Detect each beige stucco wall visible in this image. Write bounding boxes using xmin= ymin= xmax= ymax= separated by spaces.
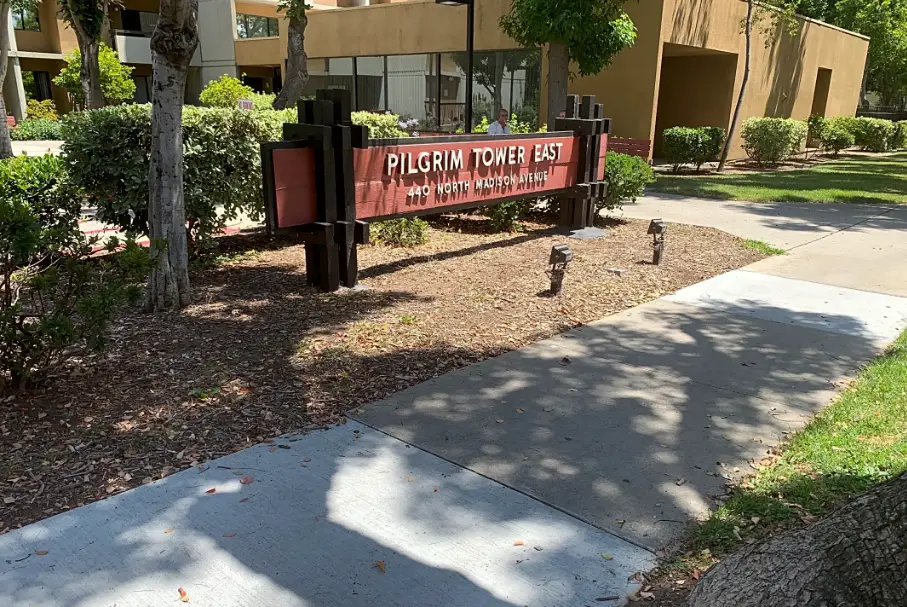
xmin=13 ymin=0 xmax=76 ymax=55
xmin=660 ymin=0 xmax=869 ymax=157
xmin=301 ymin=0 xmax=518 ymax=58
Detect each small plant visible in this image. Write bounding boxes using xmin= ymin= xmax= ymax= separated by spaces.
xmin=250 ymin=92 xmax=276 ymax=111
xmin=0 ymin=155 xmax=151 ymax=392
xmin=26 ymin=100 xmax=58 ymax=122
xmin=744 ymin=239 xmax=785 ymax=255
xmin=53 ymin=43 xmax=135 ymax=107
xmin=351 ymin=111 xmax=410 ymax=138
xmin=200 ymin=75 xmax=255 ymax=108
xmin=807 ymin=114 xmax=826 ymax=148
xmin=819 ymin=119 xmax=855 ymax=156
xmin=189 ymin=386 xmax=222 ymax=400
xmin=371 ymin=218 xmax=429 ymax=246
xmin=597 ymin=151 xmax=655 ymax=214
xmin=485 ymin=200 xmax=531 ymax=232
xmin=10 ymin=119 xmax=63 ymax=141
xmin=693 ymin=127 xmax=725 ymax=171
xmin=399 ymin=314 xmax=419 ymax=325
xmin=852 ymin=117 xmax=895 ymax=152
xmin=740 ymin=118 xmax=807 ymax=165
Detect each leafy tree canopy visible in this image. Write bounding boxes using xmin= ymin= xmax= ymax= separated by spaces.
xmin=499 ymin=0 xmax=637 ymax=77
xmin=53 ymin=44 xmax=136 ymax=106
xmin=58 ymin=0 xmax=107 ymax=39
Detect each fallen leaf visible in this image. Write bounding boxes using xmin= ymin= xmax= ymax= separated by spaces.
xmin=495 ymin=419 xmax=504 ymax=424
xmin=750 ymin=516 xmax=761 ymax=525
xmin=239 ymin=476 xmax=254 ymax=485
xmin=376 ymin=560 xmax=386 ymax=573
xmin=178 ymin=587 xmax=190 ymax=602
xmin=595 ymin=596 xmax=620 ymax=602
xmin=692 ymin=569 xmax=701 ymax=580
xmin=513 ymin=540 xmax=524 ymax=546
xmin=516 ymin=408 xmax=524 ymax=413
xmin=223 ymin=532 xmax=236 ymax=538
xmin=164 ymin=528 xmax=174 ymax=534
xmin=639 ymin=591 xmax=654 ymax=599
xmin=303 ymin=458 xmax=311 ymax=463
xmin=600 ymin=552 xmax=613 ymax=560
xmin=675 ymin=478 xmax=687 ymax=486
xmin=543 ymin=407 xmax=554 ymax=412
xmin=433 ymin=487 xmax=438 ymax=492
xmin=205 ymin=488 xmax=216 ymax=494
xmin=407 ymin=476 xmax=414 ymax=482
xmin=269 ymin=447 xmax=277 ymax=453
xmin=239 ymin=497 xmax=249 ymax=503
xmin=35 ymin=550 xmax=49 ymax=556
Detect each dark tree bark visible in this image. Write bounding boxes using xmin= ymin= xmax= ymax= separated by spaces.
xmin=546 ymin=41 xmax=569 ymax=128
xmin=146 ymin=0 xmax=198 ymax=311
xmin=272 ymin=2 xmax=307 ymax=110
xmin=688 ymin=471 xmax=907 ymax=607
xmin=717 ymin=0 xmax=752 ymax=172
xmin=0 ymin=0 xmax=13 ymax=159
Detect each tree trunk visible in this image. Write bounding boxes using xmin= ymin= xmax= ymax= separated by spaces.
xmin=688 ymin=472 xmax=907 ymax=607
xmin=0 ymin=0 xmax=13 ymax=159
xmin=546 ymin=42 xmax=569 ymax=129
xmin=717 ymin=0 xmax=752 ymax=172
xmin=272 ymin=7 xmax=308 ymax=110
xmin=146 ymin=0 xmax=198 ymax=311
xmin=493 ymin=51 xmax=504 ymax=113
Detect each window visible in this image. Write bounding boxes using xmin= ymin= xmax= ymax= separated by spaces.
xmin=236 ymin=14 xmax=279 ymax=39
xmin=22 ymin=71 xmax=52 ymax=101
xmin=12 ymin=6 xmax=40 ymax=31
xmin=121 ymin=10 xmax=158 ymax=35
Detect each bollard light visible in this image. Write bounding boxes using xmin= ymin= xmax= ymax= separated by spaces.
xmin=647 ymin=218 xmax=667 ymax=265
xmin=547 ymin=244 xmax=573 ymax=296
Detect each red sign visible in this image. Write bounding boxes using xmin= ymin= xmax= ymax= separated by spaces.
xmin=272 ymin=147 xmax=318 ymax=228
xmin=353 ymin=134 xmax=581 ymax=220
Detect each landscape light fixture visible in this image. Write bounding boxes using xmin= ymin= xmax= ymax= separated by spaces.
xmin=547 ymin=244 xmax=573 ymax=296
xmin=435 ymin=0 xmax=474 ymax=133
xmin=647 ymin=218 xmax=667 ymax=265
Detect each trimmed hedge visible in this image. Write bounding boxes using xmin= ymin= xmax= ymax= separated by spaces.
xmin=662 ymin=126 xmax=725 ymax=172
xmin=819 ymin=118 xmax=855 ymax=156
xmin=598 ymin=151 xmax=655 ymax=213
xmin=62 ymin=105 xmax=293 ymax=253
xmin=852 ymin=117 xmax=895 ymax=152
xmin=351 ymin=111 xmax=410 ymax=138
xmin=740 ymin=118 xmax=807 ymax=165
xmin=10 ymin=119 xmax=63 ymax=141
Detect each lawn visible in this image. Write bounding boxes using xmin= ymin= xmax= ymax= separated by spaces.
xmin=650 ymin=153 xmax=907 ymax=204
xmin=650 ymin=329 xmax=907 ymax=604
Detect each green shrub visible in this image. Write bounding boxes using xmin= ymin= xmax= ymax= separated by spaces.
xmin=371 ymin=218 xmax=429 ymax=246
xmin=26 ymin=99 xmax=58 ymax=121
xmin=852 ymin=117 xmax=895 ymax=152
xmin=693 ymin=126 xmax=725 ymax=171
xmin=351 ymin=111 xmax=410 ymax=138
xmin=892 ymin=121 xmax=907 ymax=149
xmin=53 ymin=43 xmax=135 ymax=107
xmin=662 ymin=127 xmax=700 ymax=173
xmin=0 ymin=155 xmax=151 ymax=392
xmin=598 ymin=151 xmax=655 ymax=213
xmin=200 ymin=74 xmax=255 ymax=108
xmin=485 ymin=200 xmax=531 ymax=232
xmin=807 ymin=114 xmax=825 ymax=147
xmin=819 ymin=120 xmax=855 ymax=156
xmin=662 ymin=126 xmax=724 ymax=172
xmin=740 ymin=117 xmax=807 ymax=165
xmin=10 ymin=119 xmax=63 ymax=141
xmin=251 ymin=92 xmax=276 ymax=111
xmin=62 ymin=105 xmax=287 ymax=254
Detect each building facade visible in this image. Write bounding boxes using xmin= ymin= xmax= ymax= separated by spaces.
xmin=5 ymin=0 xmax=869 ymax=158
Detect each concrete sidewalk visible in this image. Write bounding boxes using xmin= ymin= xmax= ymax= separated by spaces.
xmin=0 ymin=421 xmax=651 ymax=606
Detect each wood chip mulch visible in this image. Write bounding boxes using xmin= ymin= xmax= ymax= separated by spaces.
xmin=0 ymin=215 xmax=765 ymax=533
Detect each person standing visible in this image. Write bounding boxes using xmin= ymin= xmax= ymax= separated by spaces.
xmin=487 ymin=108 xmax=511 ymax=135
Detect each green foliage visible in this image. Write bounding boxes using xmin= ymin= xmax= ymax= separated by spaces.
xmin=744 ymin=239 xmax=786 ymax=255
xmin=26 ymin=99 xmax=58 ymax=121
xmin=251 ymin=92 xmax=277 ymax=110
xmin=740 ymin=117 xmax=808 ymax=165
xmin=0 ymin=154 xmax=151 ymax=392
xmin=10 ymin=119 xmax=63 ymax=141
xmin=485 ymin=200 xmax=531 ymax=232
xmin=200 ymin=75 xmax=255 ymax=108
xmin=62 ymin=105 xmax=287 ymax=254
xmin=598 ymin=151 xmax=655 ymax=213
xmin=852 ymin=117 xmax=896 ymax=152
xmin=891 ymin=121 xmax=907 ymax=149
xmin=371 ymin=218 xmax=429 ymax=247
xmin=662 ymin=126 xmax=725 ymax=172
xmin=819 ymin=118 xmax=856 ymax=155
xmin=807 ymin=114 xmax=825 ymax=147
xmin=53 ymin=43 xmax=135 ymax=106
xmin=471 ymin=114 xmax=545 ymax=135
xmin=351 ymin=111 xmax=410 ymax=138
xmin=500 ymin=0 xmax=637 ymax=77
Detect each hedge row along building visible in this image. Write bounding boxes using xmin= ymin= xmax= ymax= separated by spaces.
xmin=5 ymin=0 xmax=868 ymax=158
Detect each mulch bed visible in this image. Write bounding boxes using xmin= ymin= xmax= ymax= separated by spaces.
xmin=0 ymin=215 xmax=765 ymax=533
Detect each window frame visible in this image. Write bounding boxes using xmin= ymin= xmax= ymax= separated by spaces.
xmin=12 ymin=5 xmax=40 ymax=32
xmin=236 ymin=13 xmax=279 ymax=39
